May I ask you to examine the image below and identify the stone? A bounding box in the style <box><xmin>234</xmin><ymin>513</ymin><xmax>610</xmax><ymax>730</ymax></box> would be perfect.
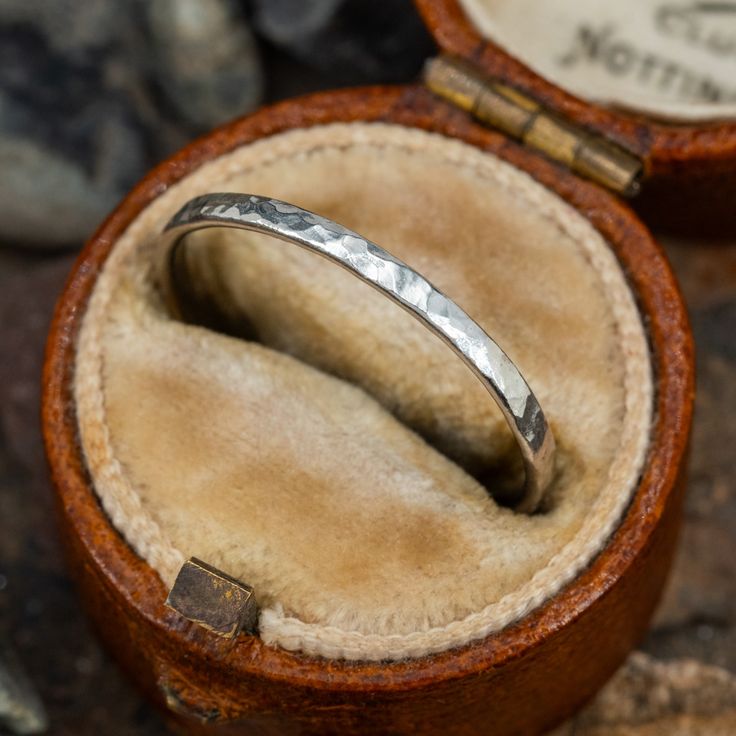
<box><xmin>0</xmin><ymin>250</ymin><xmax>169</xmax><ymax>733</ymax></box>
<box><xmin>0</xmin><ymin>0</ymin><xmax>434</xmax><ymax>248</ymax></box>
<box><xmin>643</xmin><ymin>237</ymin><xmax>736</xmax><ymax>672</ymax></box>
<box><xmin>144</xmin><ymin>0</ymin><xmax>262</xmax><ymax>129</ymax></box>
<box><xmin>553</xmin><ymin>653</ymin><xmax>736</xmax><ymax>735</ymax></box>
<box><xmin>0</xmin><ymin>644</ymin><xmax>47</xmax><ymax>735</ymax></box>
<box><xmin>251</xmin><ymin>0</ymin><xmax>435</xmax><ymax>83</ymax></box>
<box><xmin>0</xmin><ymin>0</ymin><xmax>263</xmax><ymax>248</ymax></box>
<box><xmin>0</xmin><ymin>2</ymin><xmax>147</xmax><ymax>246</ymax></box>
<box><xmin>252</xmin><ymin>0</ymin><xmax>344</xmax><ymax>44</ymax></box>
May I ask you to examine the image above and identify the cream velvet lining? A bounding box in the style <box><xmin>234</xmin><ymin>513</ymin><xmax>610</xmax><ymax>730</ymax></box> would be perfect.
<box><xmin>459</xmin><ymin>0</ymin><xmax>736</xmax><ymax>121</ymax></box>
<box><xmin>74</xmin><ymin>122</ymin><xmax>652</xmax><ymax>661</ymax></box>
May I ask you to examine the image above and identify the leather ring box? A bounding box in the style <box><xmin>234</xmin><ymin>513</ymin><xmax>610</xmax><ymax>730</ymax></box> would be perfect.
<box><xmin>42</xmin><ymin>3</ymin><xmax>695</xmax><ymax>735</ymax></box>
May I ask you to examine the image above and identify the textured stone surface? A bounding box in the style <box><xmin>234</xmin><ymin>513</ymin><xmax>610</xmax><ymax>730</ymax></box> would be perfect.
<box><xmin>0</xmin><ymin>0</ymin><xmax>433</xmax><ymax>249</ymax></box>
<box><xmin>145</xmin><ymin>0</ymin><xmax>262</xmax><ymax>129</ymax></box>
<box><xmin>0</xmin><ymin>644</ymin><xmax>47</xmax><ymax>734</ymax></box>
<box><xmin>0</xmin><ymin>0</ymin><xmax>261</xmax><ymax>248</ymax></box>
<box><xmin>642</xmin><ymin>237</ymin><xmax>736</xmax><ymax>674</ymax></box>
<box><xmin>251</xmin><ymin>0</ymin><xmax>434</xmax><ymax>82</ymax></box>
<box><xmin>553</xmin><ymin>653</ymin><xmax>736</xmax><ymax>735</ymax></box>
<box><xmin>0</xmin><ymin>250</ymin><xmax>168</xmax><ymax>734</ymax></box>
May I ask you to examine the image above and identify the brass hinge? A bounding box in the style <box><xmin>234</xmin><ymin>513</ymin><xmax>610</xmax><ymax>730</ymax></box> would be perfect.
<box><xmin>423</xmin><ymin>56</ymin><xmax>642</xmax><ymax>197</ymax></box>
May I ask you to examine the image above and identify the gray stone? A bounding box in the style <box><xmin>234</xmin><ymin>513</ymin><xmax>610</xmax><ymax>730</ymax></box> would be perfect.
<box><xmin>0</xmin><ymin>0</ymin><xmax>121</xmax><ymax>54</ymax></box>
<box><xmin>145</xmin><ymin>0</ymin><xmax>262</xmax><ymax>129</ymax></box>
<box><xmin>253</xmin><ymin>0</ymin><xmax>344</xmax><ymax>44</ymax></box>
<box><xmin>553</xmin><ymin>653</ymin><xmax>736</xmax><ymax>735</ymax></box>
<box><xmin>0</xmin><ymin>131</ymin><xmax>133</xmax><ymax>246</ymax></box>
<box><xmin>0</xmin><ymin>0</ymin><xmax>147</xmax><ymax>246</ymax></box>
<box><xmin>0</xmin><ymin>0</ymin><xmax>263</xmax><ymax>248</ymax></box>
<box><xmin>0</xmin><ymin>249</ymin><xmax>169</xmax><ymax>734</ymax></box>
<box><xmin>0</xmin><ymin>0</ymin><xmax>434</xmax><ymax>248</ymax></box>
<box><xmin>251</xmin><ymin>0</ymin><xmax>434</xmax><ymax>83</ymax></box>
<box><xmin>641</xmin><ymin>237</ymin><xmax>736</xmax><ymax>672</ymax></box>
<box><xmin>0</xmin><ymin>644</ymin><xmax>47</xmax><ymax>735</ymax></box>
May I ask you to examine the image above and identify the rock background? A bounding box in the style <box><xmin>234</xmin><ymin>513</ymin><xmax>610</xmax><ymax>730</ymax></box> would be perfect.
<box><xmin>1</xmin><ymin>1</ymin><xmax>735</xmax><ymax>734</ymax></box>
<box><xmin>0</xmin><ymin>0</ymin><xmax>431</xmax><ymax>247</ymax></box>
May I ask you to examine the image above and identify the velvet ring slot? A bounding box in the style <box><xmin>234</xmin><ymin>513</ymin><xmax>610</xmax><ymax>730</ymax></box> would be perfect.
<box><xmin>71</xmin><ymin>122</ymin><xmax>652</xmax><ymax>660</ymax></box>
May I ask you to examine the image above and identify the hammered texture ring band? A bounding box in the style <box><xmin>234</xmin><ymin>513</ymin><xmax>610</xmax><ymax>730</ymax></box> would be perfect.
<box><xmin>157</xmin><ymin>193</ymin><xmax>556</xmax><ymax>513</ymax></box>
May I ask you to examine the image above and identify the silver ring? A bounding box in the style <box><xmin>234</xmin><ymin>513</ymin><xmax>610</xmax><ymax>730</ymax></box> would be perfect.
<box><xmin>157</xmin><ymin>193</ymin><xmax>556</xmax><ymax>513</ymax></box>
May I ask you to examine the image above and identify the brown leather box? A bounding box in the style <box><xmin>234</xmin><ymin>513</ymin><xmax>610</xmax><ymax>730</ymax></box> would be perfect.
<box><xmin>43</xmin><ymin>2</ymin><xmax>697</xmax><ymax>735</ymax></box>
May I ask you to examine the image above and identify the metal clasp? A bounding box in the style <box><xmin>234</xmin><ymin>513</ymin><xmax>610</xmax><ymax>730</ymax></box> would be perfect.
<box><xmin>423</xmin><ymin>55</ymin><xmax>642</xmax><ymax>197</ymax></box>
<box><xmin>165</xmin><ymin>558</ymin><xmax>258</xmax><ymax>639</ymax></box>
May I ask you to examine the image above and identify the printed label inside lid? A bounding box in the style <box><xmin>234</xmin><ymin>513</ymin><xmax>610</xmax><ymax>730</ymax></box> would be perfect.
<box><xmin>459</xmin><ymin>0</ymin><xmax>736</xmax><ymax>120</ymax></box>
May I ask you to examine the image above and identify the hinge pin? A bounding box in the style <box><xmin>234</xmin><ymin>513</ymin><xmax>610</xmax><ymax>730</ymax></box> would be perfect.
<box><xmin>423</xmin><ymin>56</ymin><xmax>642</xmax><ymax>197</ymax></box>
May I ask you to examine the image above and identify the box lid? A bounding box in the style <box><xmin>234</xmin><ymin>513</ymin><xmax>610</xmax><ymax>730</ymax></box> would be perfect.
<box><xmin>415</xmin><ymin>0</ymin><xmax>736</xmax><ymax>214</ymax></box>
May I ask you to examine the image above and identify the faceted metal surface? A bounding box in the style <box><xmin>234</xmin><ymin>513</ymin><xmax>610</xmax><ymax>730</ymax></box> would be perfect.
<box><xmin>158</xmin><ymin>193</ymin><xmax>556</xmax><ymax>512</ymax></box>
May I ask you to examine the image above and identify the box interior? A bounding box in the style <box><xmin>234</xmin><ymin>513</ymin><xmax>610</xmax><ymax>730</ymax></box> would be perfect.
<box><xmin>459</xmin><ymin>0</ymin><xmax>736</xmax><ymax>121</ymax></box>
<box><xmin>74</xmin><ymin>122</ymin><xmax>652</xmax><ymax>661</ymax></box>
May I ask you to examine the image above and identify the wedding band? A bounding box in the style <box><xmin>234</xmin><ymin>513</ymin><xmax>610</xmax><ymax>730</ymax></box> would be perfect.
<box><xmin>156</xmin><ymin>193</ymin><xmax>556</xmax><ymax>513</ymax></box>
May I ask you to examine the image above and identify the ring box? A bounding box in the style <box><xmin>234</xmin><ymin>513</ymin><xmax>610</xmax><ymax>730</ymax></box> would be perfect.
<box><xmin>43</xmin><ymin>2</ymin><xmax>696</xmax><ymax>734</ymax></box>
